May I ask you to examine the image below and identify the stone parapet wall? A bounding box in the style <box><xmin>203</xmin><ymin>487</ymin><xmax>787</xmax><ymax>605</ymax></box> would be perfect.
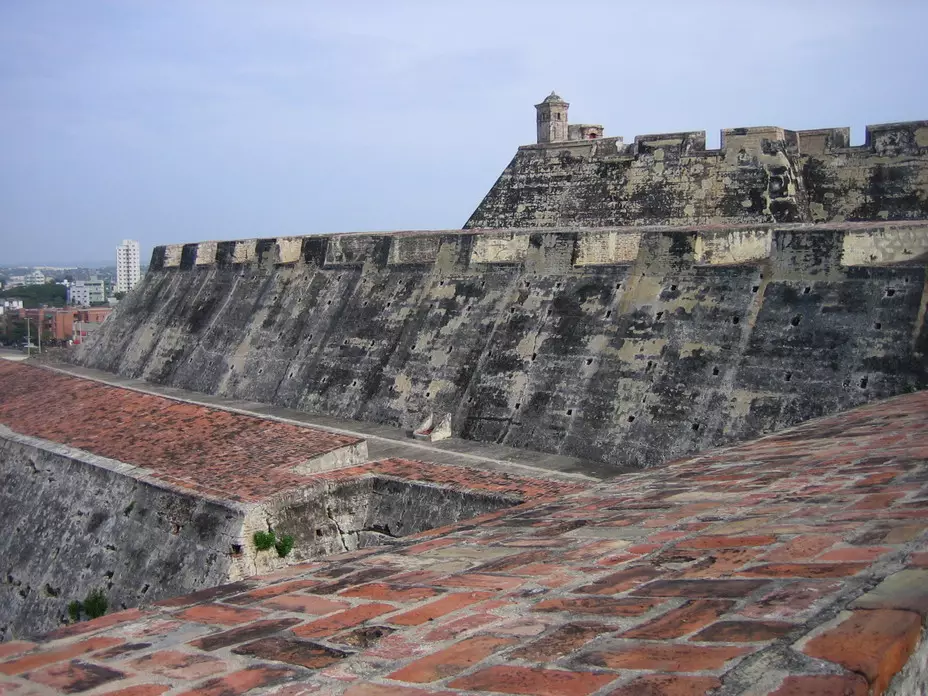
<box><xmin>151</xmin><ymin>223</ymin><xmax>928</xmax><ymax>273</ymax></box>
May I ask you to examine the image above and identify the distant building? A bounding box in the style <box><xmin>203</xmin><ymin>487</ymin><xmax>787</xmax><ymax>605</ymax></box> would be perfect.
<box><xmin>19</xmin><ymin>308</ymin><xmax>74</xmax><ymax>342</ymax></box>
<box><xmin>72</xmin><ymin>307</ymin><xmax>113</xmax><ymax>344</ymax></box>
<box><xmin>116</xmin><ymin>240</ymin><xmax>141</xmax><ymax>293</ymax></box>
<box><xmin>68</xmin><ymin>279</ymin><xmax>106</xmax><ymax>306</ymax></box>
<box><xmin>24</xmin><ymin>270</ymin><xmax>47</xmax><ymax>285</ymax></box>
<box><xmin>0</xmin><ymin>298</ymin><xmax>23</xmax><ymax>317</ymax></box>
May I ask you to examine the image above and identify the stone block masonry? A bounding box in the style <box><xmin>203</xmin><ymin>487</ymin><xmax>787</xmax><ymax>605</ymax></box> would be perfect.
<box><xmin>73</xmin><ymin>222</ymin><xmax>928</xmax><ymax>470</ymax></box>
<box><xmin>466</xmin><ymin>118</ymin><xmax>928</xmax><ymax>229</ymax></box>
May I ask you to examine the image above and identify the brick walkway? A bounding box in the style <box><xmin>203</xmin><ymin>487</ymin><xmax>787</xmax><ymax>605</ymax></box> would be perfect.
<box><xmin>1</xmin><ymin>386</ymin><xmax>926</xmax><ymax>693</ymax></box>
<box><xmin>0</xmin><ymin>362</ymin><xmax>365</xmax><ymax>502</ymax></box>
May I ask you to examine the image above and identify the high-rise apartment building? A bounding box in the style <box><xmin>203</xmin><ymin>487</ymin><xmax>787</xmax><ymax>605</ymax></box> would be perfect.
<box><xmin>116</xmin><ymin>239</ymin><xmax>141</xmax><ymax>293</ymax></box>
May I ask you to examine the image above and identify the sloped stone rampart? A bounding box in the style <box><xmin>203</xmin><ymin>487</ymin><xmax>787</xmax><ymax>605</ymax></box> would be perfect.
<box><xmin>0</xmin><ymin>428</ymin><xmax>243</xmax><ymax>641</ymax></box>
<box><xmin>74</xmin><ymin>224</ymin><xmax>928</xmax><ymax>470</ymax></box>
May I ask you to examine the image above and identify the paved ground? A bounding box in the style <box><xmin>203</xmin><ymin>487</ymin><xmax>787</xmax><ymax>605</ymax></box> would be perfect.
<box><xmin>2</xmin><ymin>388</ymin><xmax>926</xmax><ymax>695</ymax></box>
<box><xmin>41</xmin><ymin>362</ymin><xmax>609</xmax><ymax>483</ymax></box>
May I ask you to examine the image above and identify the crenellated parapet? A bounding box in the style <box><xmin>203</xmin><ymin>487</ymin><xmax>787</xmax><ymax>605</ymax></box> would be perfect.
<box><xmin>149</xmin><ymin>221</ymin><xmax>928</xmax><ymax>276</ymax></box>
<box><xmin>469</xmin><ymin>99</ymin><xmax>928</xmax><ymax>229</ymax></box>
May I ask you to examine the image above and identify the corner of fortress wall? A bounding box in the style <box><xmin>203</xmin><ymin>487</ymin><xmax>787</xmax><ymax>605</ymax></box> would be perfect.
<box><xmin>79</xmin><ymin>221</ymin><xmax>928</xmax><ymax>471</ymax></box>
<box><xmin>464</xmin><ymin>120</ymin><xmax>928</xmax><ymax>229</ymax></box>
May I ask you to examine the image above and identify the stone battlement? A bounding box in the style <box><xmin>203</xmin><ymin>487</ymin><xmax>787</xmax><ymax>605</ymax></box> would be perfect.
<box><xmin>524</xmin><ymin>120</ymin><xmax>928</xmax><ymax>157</ymax></box>
<box><xmin>152</xmin><ymin>221</ymin><xmax>928</xmax><ymax>273</ymax></box>
<box><xmin>469</xmin><ymin>96</ymin><xmax>928</xmax><ymax>229</ymax></box>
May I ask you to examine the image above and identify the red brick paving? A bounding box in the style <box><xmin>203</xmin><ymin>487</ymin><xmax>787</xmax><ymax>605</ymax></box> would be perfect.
<box><xmin>0</xmin><ymin>362</ymin><xmax>360</xmax><ymax>502</ymax></box>
<box><xmin>2</xmin><ymin>375</ymin><xmax>928</xmax><ymax>694</ymax></box>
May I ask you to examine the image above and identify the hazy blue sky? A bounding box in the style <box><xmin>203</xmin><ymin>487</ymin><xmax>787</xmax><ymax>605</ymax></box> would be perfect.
<box><xmin>2</xmin><ymin>1</ymin><xmax>927</xmax><ymax>265</ymax></box>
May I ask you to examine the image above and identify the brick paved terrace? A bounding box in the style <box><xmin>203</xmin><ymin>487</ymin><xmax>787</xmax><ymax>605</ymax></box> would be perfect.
<box><xmin>1</xmin><ymin>385</ymin><xmax>926</xmax><ymax>694</ymax></box>
<box><xmin>0</xmin><ymin>361</ymin><xmax>372</xmax><ymax>503</ymax></box>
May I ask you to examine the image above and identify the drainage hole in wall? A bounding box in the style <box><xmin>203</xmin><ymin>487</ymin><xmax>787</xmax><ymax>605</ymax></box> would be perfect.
<box><xmin>627</xmin><ymin>415</ymin><xmax>635</xmax><ymax>423</ymax></box>
<box><xmin>531</xmin><ymin>353</ymin><xmax>537</xmax><ymax>361</ymax></box>
<box><xmin>691</xmin><ymin>422</ymin><xmax>700</xmax><ymax>431</ymax></box>
<box><xmin>732</xmin><ymin>316</ymin><xmax>740</xmax><ymax>325</ymax></box>
<box><xmin>425</xmin><ymin>392</ymin><xmax>431</xmax><ymax>398</ymax></box>
<box><xmin>886</xmin><ymin>288</ymin><xmax>896</xmax><ymax>297</ymax></box>
<box><xmin>670</xmin><ymin>284</ymin><xmax>678</xmax><ymax>291</ymax></box>
<box><xmin>566</xmin><ymin>409</ymin><xmax>573</xmax><ymax>416</ymax></box>
<box><xmin>785</xmin><ymin>371</ymin><xmax>792</xmax><ymax>382</ymax></box>
<box><xmin>615</xmin><ymin>283</ymin><xmax>622</xmax><ymax>290</ymax></box>
<box><xmin>859</xmin><ymin>376</ymin><xmax>869</xmax><ymax>389</ymax></box>
<box><xmin>555</xmin><ymin>282</ymin><xmax>562</xmax><ymax>289</ymax></box>
<box><xmin>514</xmin><ymin>403</ymin><xmax>521</xmax><ymax>410</ymax></box>
<box><xmin>874</xmin><ymin>322</ymin><xmax>882</xmax><ymax>330</ymax></box>
<box><xmin>803</xmin><ymin>287</ymin><xmax>811</xmax><ymax>294</ymax></box>
<box><xmin>605</xmin><ymin>310</ymin><xmax>612</xmax><ymax>319</ymax></box>
<box><xmin>656</xmin><ymin>311</ymin><xmax>664</xmax><ymax>321</ymax></box>
<box><xmin>546</xmin><ymin>309</ymin><xmax>553</xmax><ymax>316</ymax></box>
<box><xmin>752</xmin><ymin>285</ymin><xmax>759</xmax><ymax>293</ymax></box>
<box><xmin>386</xmin><ymin>301</ymin><xmax>391</xmax><ymax>307</ymax></box>
<box><xmin>712</xmin><ymin>366</ymin><xmax>720</xmax><ymax>376</ymax></box>
<box><xmin>790</xmin><ymin>315</ymin><xmax>802</xmax><ymax>326</ymax></box>
<box><xmin>586</xmin><ymin>358</ymin><xmax>593</xmax><ymax>366</ymax></box>
<box><xmin>230</xmin><ymin>544</ymin><xmax>242</xmax><ymax>556</ymax></box>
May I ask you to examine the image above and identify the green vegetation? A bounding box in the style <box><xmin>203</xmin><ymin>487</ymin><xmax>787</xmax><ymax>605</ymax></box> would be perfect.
<box><xmin>67</xmin><ymin>601</ymin><xmax>82</xmax><ymax>623</ymax></box>
<box><xmin>275</xmin><ymin>534</ymin><xmax>295</xmax><ymax>558</ymax></box>
<box><xmin>66</xmin><ymin>588</ymin><xmax>108</xmax><ymax>623</ymax></box>
<box><xmin>253</xmin><ymin>529</ymin><xmax>276</xmax><ymax>551</ymax></box>
<box><xmin>253</xmin><ymin>528</ymin><xmax>294</xmax><ymax>557</ymax></box>
<box><xmin>84</xmin><ymin>588</ymin><xmax>108</xmax><ymax>618</ymax></box>
<box><xmin>0</xmin><ymin>284</ymin><xmax>66</xmax><ymax>308</ymax></box>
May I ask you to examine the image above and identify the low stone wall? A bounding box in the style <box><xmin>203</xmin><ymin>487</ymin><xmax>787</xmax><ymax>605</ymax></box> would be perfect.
<box><xmin>0</xmin><ymin>427</ymin><xmax>244</xmax><ymax>641</ymax></box>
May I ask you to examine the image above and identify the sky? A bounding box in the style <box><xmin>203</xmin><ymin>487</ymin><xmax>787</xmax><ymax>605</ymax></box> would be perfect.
<box><xmin>1</xmin><ymin>1</ymin><xmax>927</xmax><ymax>266</ymax></box>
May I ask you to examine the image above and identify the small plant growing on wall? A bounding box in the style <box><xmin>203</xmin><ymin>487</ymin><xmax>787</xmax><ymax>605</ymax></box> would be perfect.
<box><xmin>253</xmin><ymin>528</ymin><xmax>294</xmax><ymax>558</ymax></box>
<box><xmin>253</xmin><ymin>529</ymin><xmax>276</xmax><ymax>550</ymax></box>
<box><xmin>67</xmin><ymin>600</ymin><xmax>82</xmax><ymax>623</ymax></box>
<box><xmin>275</xmin><ymin>534</ymin><xmax>294</xmax><ymax>558</ymax></box>
<box><xmin>66</xmin><ymin>588</ymin><xmax>108</xmax><ymax>623</ymax></box>
<box><xmin>84</xmin><ymin>588</ymin><xmax>108</xmax><ymax>618</ymax></box>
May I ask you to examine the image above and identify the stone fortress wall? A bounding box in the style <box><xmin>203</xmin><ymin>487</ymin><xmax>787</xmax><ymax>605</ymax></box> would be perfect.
<box><xmin>74</xmin><ymin>222</ymin><xmax>928</xmax><ymax>470</ymax></box>
<box><xmin>0</xmin><ymin>427</ymin><xmax>242</xmax><ymax>640</ymax></box>
<box><xmin>467</xmin><ymin>110</ymin><xmax>928</xmax><ymax>230</ymax></box>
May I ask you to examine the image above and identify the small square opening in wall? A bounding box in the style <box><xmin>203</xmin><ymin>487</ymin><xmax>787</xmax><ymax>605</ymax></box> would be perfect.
<box><xmin>566</xmin><ymin>409</ymin><xmax>573</xmax><ymax>416</ymax></box>
<box><xmin>886</xmin><ymin>288</ymin><xmax>896</xmax><ymax>297</ymax></box>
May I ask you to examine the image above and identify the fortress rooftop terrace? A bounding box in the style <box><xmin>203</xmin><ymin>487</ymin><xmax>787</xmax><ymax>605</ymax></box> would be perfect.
<box><xmin>1</xmin><ymin>380</ymin><xmax>926</xmax><ymax>695</ymax></box>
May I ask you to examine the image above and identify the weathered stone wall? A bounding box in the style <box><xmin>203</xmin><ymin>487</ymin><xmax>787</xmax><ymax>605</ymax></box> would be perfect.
<box><xmin>465</xmin><ymin>122</ymin><xmax>928</xmax><ymax>229</ymax></box>
<box><xmin>74</xmin><ymin>224</ymin><xmax>928</xmax><ymax>471</ymax></box>
<box><xmin>0</xmin><ymin>427</ymin><xmax>243</xmax><ymax>641</ymax></box>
